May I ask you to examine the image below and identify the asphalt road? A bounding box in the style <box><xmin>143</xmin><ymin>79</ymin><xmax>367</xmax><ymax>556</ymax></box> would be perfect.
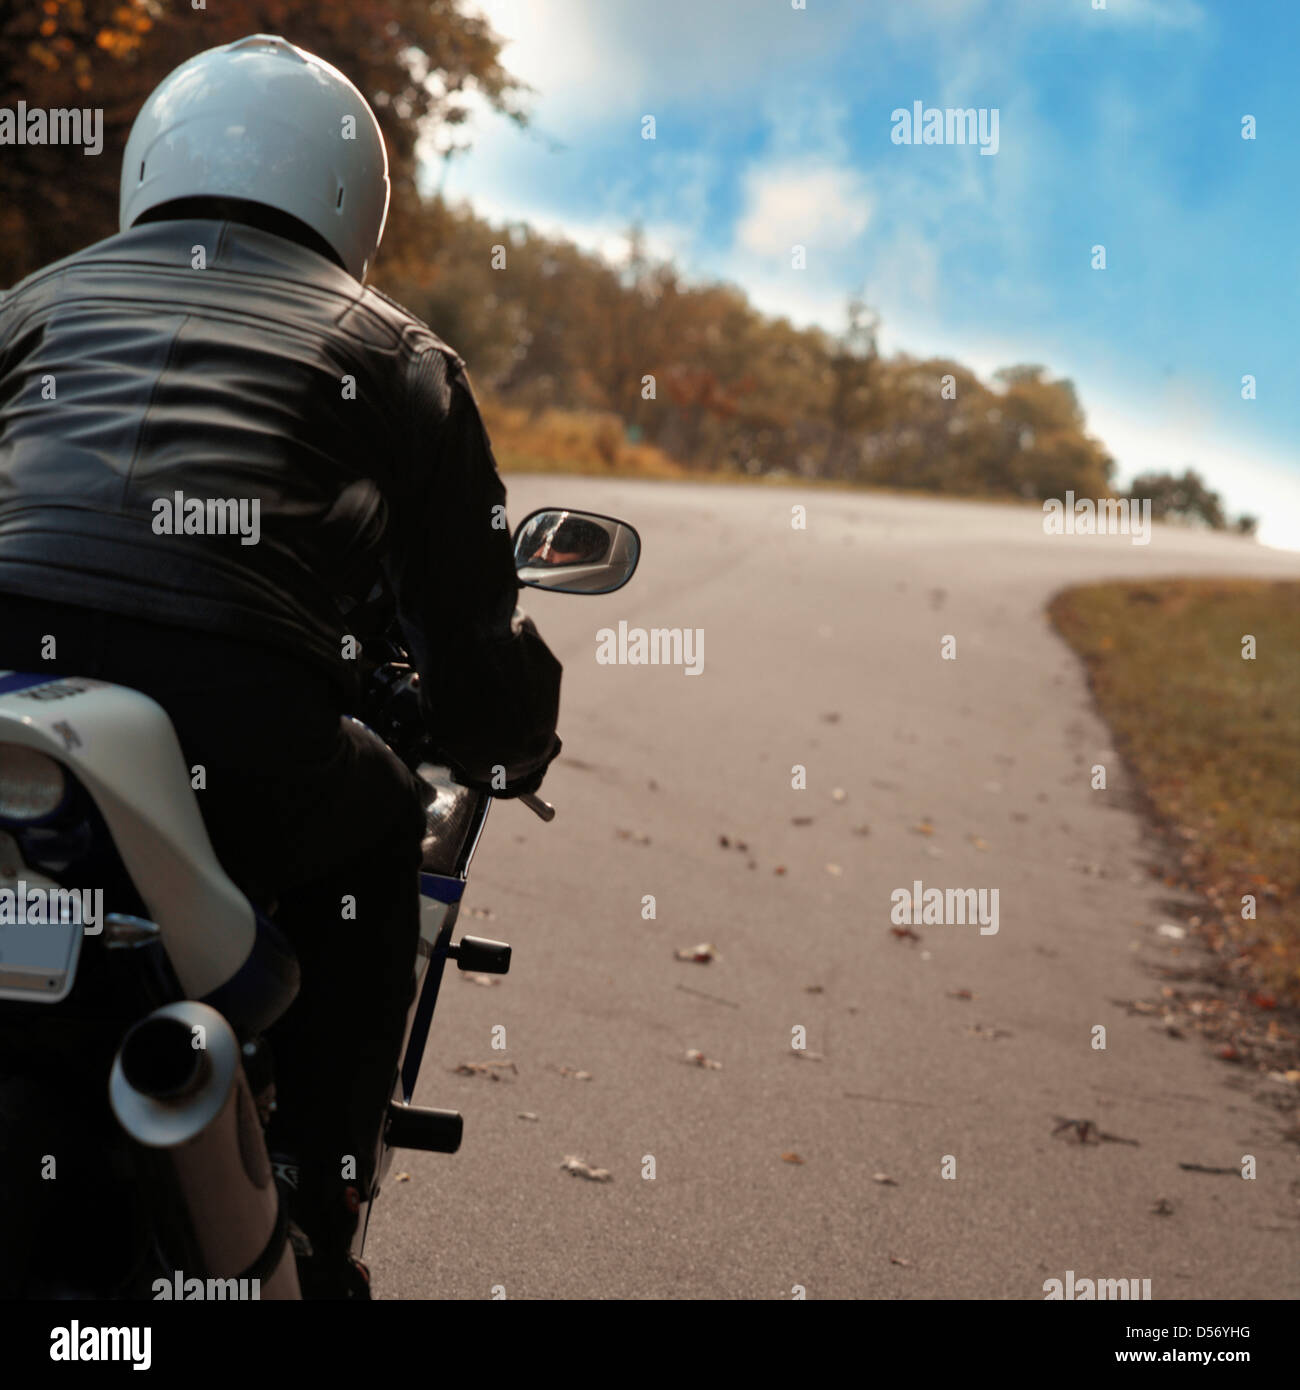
<box><xmin>367</xmin><ymin>478</ymin><xmax>1300</xmax><ymax>1300</ymax></box>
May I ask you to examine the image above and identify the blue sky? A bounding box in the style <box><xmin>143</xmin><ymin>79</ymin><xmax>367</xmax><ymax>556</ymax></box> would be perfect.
<box><xmin>437</xmin><ymin>0</ymin><xmax>1300</xmax><ymax>549</ymax></box>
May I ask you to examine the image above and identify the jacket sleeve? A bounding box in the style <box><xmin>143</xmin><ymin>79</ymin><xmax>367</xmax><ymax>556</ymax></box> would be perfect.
<box><xmin>384</xmin><ymin>347</ymin><xmax>562</xmax><ymax>788</ymax></box>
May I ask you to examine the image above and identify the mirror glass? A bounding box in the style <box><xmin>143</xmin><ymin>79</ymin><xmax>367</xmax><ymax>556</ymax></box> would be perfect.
<box><xmin>513</xmin><ymin>509</ymin><xmax>640</xmax><ymax>594</ymax></box>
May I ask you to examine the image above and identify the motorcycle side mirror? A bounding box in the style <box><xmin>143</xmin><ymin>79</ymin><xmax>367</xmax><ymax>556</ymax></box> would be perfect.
<box><xmin>512</xmin><ymin>509</ymin><xmax>641</xmax><ymax>595</ymax></box>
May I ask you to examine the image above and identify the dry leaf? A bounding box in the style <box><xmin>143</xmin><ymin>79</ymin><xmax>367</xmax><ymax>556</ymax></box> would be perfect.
<box><xmin>555</xmin><ymin>1065</ymin><xmax>593</xmax><ymax>1081</ymax></box>
<box><xmin>394</xmin><ymin>1172</ymin><xmax>411</xmax><ymax>1183</ymax></box>
<box><xmin>517</xmin><ymin>1111</ymin><xmax>540</xmax><ymax>1122</ymax></box>
<box><xmin>825</xmin><ymin>862</ymin><xmax>843</xmax><ymax>876</ymax></box>
<box><xmin>890</xmin><ymin>926</ymin><xmax>920</xmax><ymax>943</ymax></box>
<box><xmin>791</xmin><ymin>816</ymin><xmax>815</xmax><ymax>826</ymax></box>
<box><xmin>1151</xmin><ymin>1197</ymin><xmax>1174</xmax><ymax>1216</ymax></box>
<box><xmin>831</xmin><ymin>788</ymin><xmax>847</xmax><ymax>802</ymax></box>
<box><xmin>889</xmin><ymin>1254</ymin><xmax>912</xmax><ymax>1266</ymax></box>
<box><xmin>674</xmin><ymin>942</ymin><xmax>720</xmax><ymax>963</ymax></box>
<box><xmin>451</xmin><ymin>1060</ymin><xmax>518</xmax><ymax>1080</ymax></box>
<box><xmin>685</xmin><ymin>1049</ymin><xmax>722</xmax><ymax>1069</ymax></box>
<box><xmin>872</xmin><ymin>1172</ymin><xmax>898</xmax><ymax>1186</ymax></box>
<box><xmin>781</xmin><ymin>1152</ymin><xmax>805</xmax><ymax>1165</ymax></box>
<box><xmin>911</xmin><ymin>820</ymin><xmax>935</xmax><ymax>836</ymax></box>
<box><xmin>947</xmin><ymin>989</ymin><xmax>976</xmax><ymax>1001</ymax></box>
<box><xmin>460</xmin><ymin>972</ymin><xmax>501</xmax><ymax>987</ymax></box>
<box><xmin>561</xmin><ymin>1155</ymin><xmax>612</xmax><ymax>1182</ymax></box>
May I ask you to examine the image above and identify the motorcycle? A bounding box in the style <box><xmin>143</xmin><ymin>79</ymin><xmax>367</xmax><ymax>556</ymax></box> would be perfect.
<box><xmin>0</xmin><ymin>506</ymin><xmax>640</xmax><ymax>1299</ymax></box>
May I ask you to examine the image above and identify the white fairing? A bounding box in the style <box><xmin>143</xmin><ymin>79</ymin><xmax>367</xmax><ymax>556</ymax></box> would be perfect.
<box><xmin>0</xmin><ymin>675</ymin><xmax>254</xmax><ymax>997</ymax></box>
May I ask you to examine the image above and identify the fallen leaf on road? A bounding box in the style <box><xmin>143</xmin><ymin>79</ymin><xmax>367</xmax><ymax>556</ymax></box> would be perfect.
<box><xmin>561</xmin><ymin>1155</ymin><xmax>612</xmax><ymax>1182</ymax></box>
<box><xmin>791</xmin><ymin>1050</ymin><xmax>824</xmax><ymax>1062</ymax></box>
<box><xmin>774</xmin><ymin>865</ymin><xmax>787</xmax><ymax>875</ymax></box>
<box><xmin>967</xmin><ymin>1024</ymin><xmax>1013</xmax><ymax>1041</ymax></box>
<box><xmin>451</xmin><ymin>1060</ymin><xmax>518</xmax><ymax>1080</ymax></box>
<box><xmin>872</xmin><ymin>1173</ymin><xmax>898</xmax><ymax>1186</ymax></box>
<box><xmin>781</xmin><ymin>1152</ymin><xmax>805</xmax><ymax>1165</ymax></box>
<box><xmin>804</xmin><ymin>984</ymin><xmax>824</xmax><ymax>993</ymax></box>
<box><xmin>821</xmin><ymin>712</ymin><xmax>841</xmax><ymax>724</ymax></box>
<box><xmin>1157</xmin><ymin>923</ymin><xmax>1187</xmax><ymax>940</ymax></box>
<box><xmin>891</xmin><ymin>927</ymin><xmax>921</xmax><ymax>943</ymax></box>
<box><xmin>969</xmin><ymin>835</ymin><xmax>989</xmax><ymax>851</ymax></box>
<box><xmin>460</xmin><ymin>972</ymin><xmax>501</xmax><ymax>987</ymax></box>
<box><xmin>554</xmin><ymin>1066</ymin><xmax>593</xmax><ymax>1081</ymax></box>
<box><xmin>465</xmin><ymin>906</ymin><xmax>495</xmax><ymax>920</ymax></box>
<box><xmin>684</xmin><ymin>1049</ymin><xmax>722</xmax><ymax>1069</ymax></box>
<box><xmin>825</xmin><ymin>862</ymin><xmax>843</xmax><ymax>876</ymax></box>
<box><xmin>911</xmin><ymin>819</ymin><xmax>935</xmax><ymax>835</ymax></box>
<box><xmin>615</xmin><ymin>828</ymin><xmax>651</xmax><ymax>845</ymax></box>
<box><xmin>1053</xmin><ymin>1117</ymin><xmax>1101</xmax><ymax>1144</ymax></box>
<box><xmin>1052</xmin><ymin>1116</ymin><xmax>1140</xmax><ymax>1146</ymax></box>
<box><xmin>674</xmin><ymin>942</ymin><xmax>720</xmax><ymax>963</ymax></box>
<box><xmin>947</xmin><ymin>989</ymin><xmax>976</xmax><ymax>1001</ymax></box>
<box><xmin>889</xmin><ymin>1254</ymin><xmax>912</xmax><ymax>1266</ymax></box>
<box><xmin>394</xmin><ymin>1172</ymin><xmax>411</xmax><ymax>1183</ymax></box>
<box><xmin>852</xmin><ymin>824</ymin><xmax>871</xmax><ymax>836</ymax></box>
<box><xmin>1178</xmin><ymin>1162</ymin><xmax>1239</xmax><ymax>1175</ymax></box>
<box><xmin>517</xmin><ymin>1112</ymin><xmax>540</xmax><ymax>1122</ymax></box>
<box><xmin>791</xmin><ymin>816</ymin><xmax>814</xmax><ymax>826</ymax></box>
<box><xmin>832</xmin><ymin>788</ymin><xmax>847</xmax><ymax>802</ymax></box>
<box><xmin>718</xmin><ymin>835</ymin><xmax>730</xmax><ymax>848</ymax></box>
<box><xmin>1151</xmin><ymin>1197</ymin><xmax>1174</xmax><ymax>1215</ymax></box>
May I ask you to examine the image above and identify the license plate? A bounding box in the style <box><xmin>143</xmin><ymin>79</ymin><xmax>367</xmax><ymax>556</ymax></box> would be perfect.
<box><xmin>0</xmin><ymin>918</ymin><xmax>82</xmax><ymax>1002</ymax></box>
<box><xmin>0</xmin><ymin>831</ymin><xmax>84</xmax><ymax>1003</ymax></box>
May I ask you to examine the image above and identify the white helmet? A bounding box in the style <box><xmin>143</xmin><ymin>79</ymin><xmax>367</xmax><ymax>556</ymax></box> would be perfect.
<box><xmin>120</xmin><ymin>34</ymin><xmax>390</xmax><ymax>281</ymax></box>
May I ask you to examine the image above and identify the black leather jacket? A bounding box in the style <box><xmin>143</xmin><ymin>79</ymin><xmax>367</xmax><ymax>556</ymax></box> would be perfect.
<box><xmin>0</xmin><ymin>218</ymin><xmax>560</xmax><ymax>787</ymax></box>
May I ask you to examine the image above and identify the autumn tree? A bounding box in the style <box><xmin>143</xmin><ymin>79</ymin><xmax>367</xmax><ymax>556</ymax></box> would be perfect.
<box><xmin>0</xmin><ymin>0</ymin><xmax>526</xmax><ymax>285</ymax></box>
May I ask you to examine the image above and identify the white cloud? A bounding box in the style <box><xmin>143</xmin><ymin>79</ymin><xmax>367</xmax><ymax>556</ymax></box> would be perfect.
<box><xmin>734</xmin><ymin>163</ymin><xmax>872</xmax><ymax>258</ymax></box>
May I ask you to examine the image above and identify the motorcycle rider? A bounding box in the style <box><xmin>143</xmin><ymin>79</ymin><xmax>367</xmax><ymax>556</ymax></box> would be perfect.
<box><xmin>0</xmin><ymin>35</ymin><xmax>562</xmax><ymax>1296</ymax></box>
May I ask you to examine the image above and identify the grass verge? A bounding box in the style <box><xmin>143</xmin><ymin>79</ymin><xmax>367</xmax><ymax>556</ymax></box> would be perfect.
<box><xmin>1048</xmin><ymin>578</ymin><xmax>1300</xmax><ymax>1006</ymax></box>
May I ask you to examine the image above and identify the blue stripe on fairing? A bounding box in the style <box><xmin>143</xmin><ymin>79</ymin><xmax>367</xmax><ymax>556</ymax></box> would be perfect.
<box><xmin>0</xmin><ymin>671</ymin><xmax>56</xmax><ymax>697</ymax></box>
<box><xmin>420</xmin><ymin>873</ymin><xmax>464</xmax><ymax>904</ymax></box>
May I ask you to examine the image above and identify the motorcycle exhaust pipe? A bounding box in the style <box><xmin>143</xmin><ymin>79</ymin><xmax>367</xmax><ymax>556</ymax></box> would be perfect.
<box><xmin>109</xmin><ymin>1001</ymin><xmax>299</xmax><ymax>1299</ymax></box>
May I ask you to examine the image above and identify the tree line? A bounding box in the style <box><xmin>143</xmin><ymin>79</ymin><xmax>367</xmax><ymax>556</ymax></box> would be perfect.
<box><xmin>0</xmin><ymin>1</ymin><xmax>1254</xmax><ymax>533</ymax></box>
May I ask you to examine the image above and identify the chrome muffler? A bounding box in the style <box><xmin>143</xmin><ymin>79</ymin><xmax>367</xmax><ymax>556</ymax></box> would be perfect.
<box><xmin>109</xmin><ymin>1000</ymin><xmax>299</xmax><ymax>1299</ymax></box>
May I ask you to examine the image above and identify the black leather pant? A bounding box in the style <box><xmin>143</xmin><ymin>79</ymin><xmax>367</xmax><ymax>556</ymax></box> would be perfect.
<box><xmin>0</xmin><ymin>595</ymin><xmax>427</xmax><ymax>1204</ymax></box>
